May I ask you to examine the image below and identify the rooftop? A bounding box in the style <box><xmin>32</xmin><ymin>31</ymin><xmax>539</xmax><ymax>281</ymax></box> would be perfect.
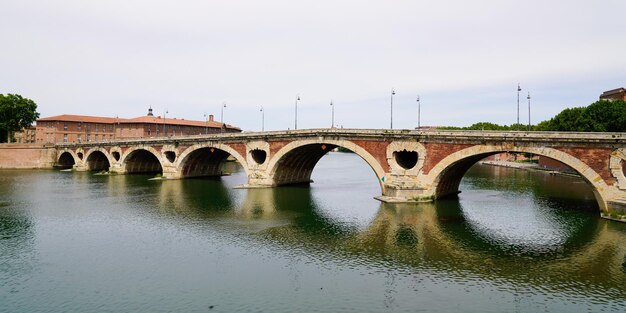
<box><xmin>37</xmin><ymin>114</ymin><xmax>240</xmax><ymax>130</ymax></box>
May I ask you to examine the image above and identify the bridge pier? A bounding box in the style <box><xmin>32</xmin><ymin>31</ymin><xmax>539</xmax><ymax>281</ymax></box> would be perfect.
<box><xmin>377</xmin><ymin>175</ymin><xmax>433</xmax><ymax>203</ymax></box>
<box><xmin>162</xmin><ymin>164</ymin><xmax>180</xmax><ymax>179</ymax></box>
<box><xmin>109</xmin><ymin>163</ymin><xmax>126</xmax><ymax>175</ymax></box>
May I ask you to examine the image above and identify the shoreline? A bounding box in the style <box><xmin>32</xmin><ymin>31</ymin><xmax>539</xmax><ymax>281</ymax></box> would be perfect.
<box><xmin>479</xmin><ymin>160</ymin><xmax>581</xmax><ymax>178</ymax></box>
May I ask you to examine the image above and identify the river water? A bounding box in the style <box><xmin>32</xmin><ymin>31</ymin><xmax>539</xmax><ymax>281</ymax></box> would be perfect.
<box><xmin>1</xmin><ymin>152</ymin><xmax>625</xmax><ymax>312</ymax></box>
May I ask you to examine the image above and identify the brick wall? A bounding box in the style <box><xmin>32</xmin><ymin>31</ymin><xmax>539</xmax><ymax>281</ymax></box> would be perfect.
<box><xmin>538</xmin><ymin>156</ymin><xmax>575</xmax><ymax>173</ymax></box>
<box><xmin>0</xmin><ymin>144</ymin><xmax>55</xmax><ymax>168</ymax></box>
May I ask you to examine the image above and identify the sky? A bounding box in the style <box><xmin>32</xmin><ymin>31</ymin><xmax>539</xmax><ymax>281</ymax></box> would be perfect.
<box><xmin>1</xmin><ymin>0</ymin><xmax>625</xmax><ymax>131</ymax></box>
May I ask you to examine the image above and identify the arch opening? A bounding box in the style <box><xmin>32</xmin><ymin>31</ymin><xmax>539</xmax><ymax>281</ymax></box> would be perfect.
<box><xmin>250</xmin><ymin>149</ymin><xmax>267</xmax><ymax>165</ymax></box>
<box><xmin>124</xmin><ymin>149</ymin><xmax>163</xmax><ymax>174</ymax></box>
<box><xmin>77</xmin><ymin>152</ymin><xmax>84</xmax><ymax>160</ymax></box>
<box><xmin>180</xmin><ymin>147</ymin><xmax>237</xmax><ymax>178</ymax></box>
<box><xmin>393</xmin><ymin>150</ymin><xmax>418</xmax><ymax>170</ymax></box>
<box><xmin>433</xmin><ymin>150</ymin><xmax>603</xmax><ymax>212</ymax></box>
<box><xmin>56</xmin><ymin>152</ymin><xmax>75</xmax><ymax>169</ymax></box>
<box><xmin>86</xmin><ymin>151</ymin><xmax>110</xmax><ymax>172</ymax></box>
<box><xmin>273</xmin><ymin>143</ymin><xmax>338</xmax><ymax>186</ymax></box>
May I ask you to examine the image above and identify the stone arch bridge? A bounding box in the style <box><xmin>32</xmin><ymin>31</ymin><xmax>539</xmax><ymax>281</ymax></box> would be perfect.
<box><xmin>52</xmin><ymin>129</ymin><xmax>626</xmax><ymax>214</ymax></box>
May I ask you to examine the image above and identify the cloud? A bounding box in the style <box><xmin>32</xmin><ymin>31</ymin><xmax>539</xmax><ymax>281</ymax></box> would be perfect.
<box><xmin>1</xmin><ymin>0</ymin><xmax>625</xmax><ymax>130</ymax></box>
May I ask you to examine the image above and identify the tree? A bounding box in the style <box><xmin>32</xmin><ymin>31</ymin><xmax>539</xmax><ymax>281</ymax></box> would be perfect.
<box><xmin>0</xmin><ymin>94</ymin><xmax>40</xmax><ymax>143</ymax></box>
<box><xmin>536</xmin><ymin>100</ymin><xmax>626</xmax><ymax>132</ymax></box>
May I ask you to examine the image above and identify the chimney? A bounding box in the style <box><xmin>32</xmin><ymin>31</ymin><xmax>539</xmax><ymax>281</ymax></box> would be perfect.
<box><xmin>208</xmin><ymin>114</ymin><xmax>214</xmax><ymax>122</ymax></box>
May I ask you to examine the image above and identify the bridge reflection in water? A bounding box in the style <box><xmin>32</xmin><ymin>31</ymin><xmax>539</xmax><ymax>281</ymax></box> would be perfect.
<box><xmin>134</xmin><ymin>156</ymin><xmax>626</xmax><ymax>308</ymax></box>
<box><xmin>3</xmin><ymin>151</ymin><xmax>626</xmax><ymax>312</ymax></box>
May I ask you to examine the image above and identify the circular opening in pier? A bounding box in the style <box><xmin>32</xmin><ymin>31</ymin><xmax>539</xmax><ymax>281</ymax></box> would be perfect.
<box><xmin>165</xmin><ymin>151</ymin><xmax>176</xmax><ymax>163</ymax></box>
<box><xmin>112</xmin><ymin>151</ymin><xmax>120</xmax><ymax>161</ymax></box>
<box><xmin>393</xmin><ymin>150</ymin><xmax>418</xmax><ymax>170</ymax></box>
<box><xmin>250</xmin><ymin>149</ymin><xmax>267</xmax><ymax>165</ymax></box>
<box><xmin>77</xmin><ymin>152</ymin><xmax>84</xmax><ymax>160</ymax></box>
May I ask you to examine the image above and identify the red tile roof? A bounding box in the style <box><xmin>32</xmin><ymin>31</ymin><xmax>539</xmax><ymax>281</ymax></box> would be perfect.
<box><xmin>37</xmin><ymin>114</ymin><xmax>126</xmax><ymax>124</ymax></box>
<box><xmin>121</xmin><ymin>116</ymin><xmax>240</xmax><ymax>130</ymax></box>
<box><xmin>37</xmin><ymin>114</ymin><xmax>241</xmax><ymax>131</ymax></box>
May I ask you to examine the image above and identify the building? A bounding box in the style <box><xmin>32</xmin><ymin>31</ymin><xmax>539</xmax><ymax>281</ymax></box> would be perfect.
<box><xmin>13</xmin><ymin>127</ymin><xmax>36</xmax><ymax>143</ymax></box>
<box><xmin>35</xmin><ymin>108</ymin><xmax>241</xmax><ymax>144</ymax></box>
<box><xmin>599</xmin><ymin>88</ymin><xmax>626</xmax><ymax>101</ymax></box>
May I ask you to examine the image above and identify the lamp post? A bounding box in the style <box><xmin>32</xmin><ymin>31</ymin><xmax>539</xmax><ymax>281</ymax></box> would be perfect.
<box><xmin>221</xmin><ymin>102</ymin><xmax>226</xmax><ymax>133</ymax></box>
<box><xmin>260</xmin><ymin>106</ymin><xmax>264</xmax><ymax>132</ymax></box>
<box><xmin>330</xmin><ymin>100</ymin><xmax>334</xmax><ymax>128</ymax></box>
<box><xmin>416</xmin><ymin>95</ymin><xmax>421</xmax><ymax>129</ymax></box>
<box><xmin>390</xmin><ymin>88</ymin><xmax>395</xmax><ymax>129</ymax></box>
<box><xmin>294</xmin><ymin>94</ymin><xmax>300</xmax><ymax>130</ymax></box>
<box><xmin>517</xmin><ymin>83</ymin><xmax>521</xmax><ymax>131</ymax></box>
<box><xmin>163</xmin><ymin>109</ymin><xmax>168</xmax><ymax>137</ymax></box>
<box><xmin>527</xmin><ymin>92</ymin><xmax>531</xmax><ymax>132</ymax></box>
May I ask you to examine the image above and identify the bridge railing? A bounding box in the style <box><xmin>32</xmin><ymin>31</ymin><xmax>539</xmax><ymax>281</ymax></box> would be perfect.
<box><xmin>53</xmin><ymin>128</ymin><xmax>626</xmax><ymax>148</ymax></box>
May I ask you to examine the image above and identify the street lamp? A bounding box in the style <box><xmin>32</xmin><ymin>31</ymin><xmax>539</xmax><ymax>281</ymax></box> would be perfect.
<box><xmin>330</xmin><ymin>100</ymin><xmax>334</xmax><ymax>128</ymax></box>
<box><xmin>517</xmin><ymin>83</ymin><xmax>521</xmax><ymax>131</ymax></box>
<box><xmin>294</xmin><ymin>94</ymin><xmax>300</xmax><ymax>130</ymax></box>
<box><xmin>416</xmin><ymin>95</ymin><xmax>421</xmax><ymax>129</ymax></box>
<box><xmin>163</xmin><ymin>109</ymin><xmax>168</xmax><ymax>137</ymax></box>
<box><xmin>260</xmin><ymin>106</ymin><xmax>264</xmax><ymax>132</ymax></box>
<box><xmin>220</xmin><ymin>102</ymin><xmax>226</xmax><ymax>133</ymax></box>
<box><xmin>527</xmin><ymin>92</ymin><xmax>531</xmax><ymax>132</ymax></box>
<box><xmin>390</xmin><ymin>88</ymin><xmax>395</xmax><ymax>129</ymax></box>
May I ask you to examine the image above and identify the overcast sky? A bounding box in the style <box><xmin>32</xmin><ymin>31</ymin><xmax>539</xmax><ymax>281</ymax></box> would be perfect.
<box><xmin>2</xmin><ymin>0</ymin><xmax>625</xmax><ymax>131</ymax></box>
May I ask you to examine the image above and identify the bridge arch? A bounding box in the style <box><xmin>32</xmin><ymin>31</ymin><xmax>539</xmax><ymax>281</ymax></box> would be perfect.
<box><xmin>120</xmin><ymin>146</ymin><xmax>163</xmax><ymax>174</ymax></box>
<box><xmin>266</xmin><ymin>139</ymin><xmax>385</xmax><ymax>189</ymax></box>
<box><xmin>426</xmin><ymin>145</ymin><xmax>611</xmax><ymax>211</ymax></box>
<box><xmin>56</xmin><ymin>150</ymin><xmax>79</xmax><ymax>169</ymax></box>
<box><xmin>175</xmin><ymin>143</ymin><xmax>249</xmax><ymax>178</ymax></box>
<box><xmin>84</xmin><ymin>148</ymin><xmax>114</xmax><ymax>171</ymax></box>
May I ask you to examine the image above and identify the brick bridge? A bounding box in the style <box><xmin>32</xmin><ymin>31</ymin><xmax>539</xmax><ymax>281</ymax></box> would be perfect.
<box><xmin>53</xmin><ymin>129</ymin><xmax>626</xmax><ymax>214</ymax></box>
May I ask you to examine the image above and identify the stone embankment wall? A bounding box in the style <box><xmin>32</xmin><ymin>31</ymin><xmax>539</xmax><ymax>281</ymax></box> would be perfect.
<box><xmin>0</xmin><ymin>144</ymin><xmax>56</xmax><ymax>169</ymax></box>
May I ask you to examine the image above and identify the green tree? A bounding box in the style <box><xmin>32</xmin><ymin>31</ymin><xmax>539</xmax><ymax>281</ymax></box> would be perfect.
<box><xmin>0</xmin><ymin>94</ymin><xmax>40</xmax><ymax>143</ymax></box>
<box><xmin>537</xmin><ymin>100</ymin><xmax>626</xmax><ymax>132</ymax></box>
<box><xmin>466</xmin><ymin>122</ymin><xmax>509</xmax><ymax>131</ymax></box>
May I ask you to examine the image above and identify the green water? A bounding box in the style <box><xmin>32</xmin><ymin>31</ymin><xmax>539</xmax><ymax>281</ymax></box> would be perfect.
<box><xmin>1</xmin><ymin>152</ymin><xmax>625</xmax><ymax>312</ymax></box>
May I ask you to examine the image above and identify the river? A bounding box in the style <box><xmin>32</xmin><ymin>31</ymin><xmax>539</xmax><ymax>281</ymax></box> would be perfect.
<box><xmin>1</xmin><ymin>152</ymin><xmax>625</xmax><ymax>312</ymax></box>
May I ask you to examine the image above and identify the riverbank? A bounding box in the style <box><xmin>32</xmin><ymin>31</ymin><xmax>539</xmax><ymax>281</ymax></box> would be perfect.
<box><xmin>479</xmin><ymin>160</ymin><xmax>581</xmax><ymax>177</ymax></box>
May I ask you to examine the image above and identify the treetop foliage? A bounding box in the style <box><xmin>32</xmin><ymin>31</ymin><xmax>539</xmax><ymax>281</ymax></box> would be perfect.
<box><xmin>0</xmin><ymin>93</ymin><xmax>40</xmax><ymax>142</ymax></box>
<box><xmin>439</xmin><ymin>100</ymin><xmax>626</xmax><ymax>132</ymax></box>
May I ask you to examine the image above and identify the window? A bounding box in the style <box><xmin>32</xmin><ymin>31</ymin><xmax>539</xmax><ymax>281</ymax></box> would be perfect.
<box><xmin>63</xmin><ymin>123</ymin><xmax>68</xmax><ymax>131</ymax></box>
<box><xmin>95</xmin><ymin>135</ymin><xmax>99</xmax><ymax>141</ymax></box>
<box><xmin>95</xmin><ymin>124</ymin><xmax>99</xmax><ymax>132</ymax></box>
<box><xmin>87</xmin><ymin>134</ymin><xmax>91</xmax><ymax>142</ymax></box>
<box><xmin>109</xmin><ymin>125</ymin><xmax>113</xmax><ymax>132</ymax></box>
<box><xmin>77</xmin><ymin>134</ymin><xmax>81</xmax><ymax>142</ymax></box>
<box><xmin>63</xmin><ymin>134</ymin><xmax>68</xmax><ymax>142</ymax></box>
<box><xmin>86</xmin><ymin>124</ymin><xmax>91</xmax><ymax>131</ymax></box>
<box><xmin>78</xmin><ymin>123</ymin><xmax>82</xmax><ymax>131</ymax></box>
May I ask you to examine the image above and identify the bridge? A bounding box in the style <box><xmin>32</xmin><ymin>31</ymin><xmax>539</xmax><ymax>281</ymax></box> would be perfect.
<box><xmin>51</xmin><ymin>129</ymin><xmax>626</xmax><ymax>215</ymax></box>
